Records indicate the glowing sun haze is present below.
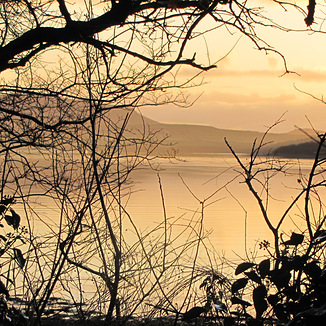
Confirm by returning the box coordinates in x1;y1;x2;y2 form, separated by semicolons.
139;0;326;133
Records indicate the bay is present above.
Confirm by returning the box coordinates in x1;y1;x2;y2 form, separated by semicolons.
21;154;316;261
126;155;315;260
10;153;320;307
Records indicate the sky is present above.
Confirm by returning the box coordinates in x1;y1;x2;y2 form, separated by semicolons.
139;0;326;133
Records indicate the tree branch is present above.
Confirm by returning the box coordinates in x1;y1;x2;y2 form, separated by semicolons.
0;0;227;73
305;0;316;26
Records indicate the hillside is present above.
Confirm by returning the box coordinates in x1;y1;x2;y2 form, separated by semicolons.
273;141;326;159
108;109;316;156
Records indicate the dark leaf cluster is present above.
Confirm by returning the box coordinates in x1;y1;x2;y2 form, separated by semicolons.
0;196;27;325
226;231;326;325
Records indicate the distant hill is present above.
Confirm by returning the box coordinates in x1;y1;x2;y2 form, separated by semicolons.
273;141;326;159
108;109;317;156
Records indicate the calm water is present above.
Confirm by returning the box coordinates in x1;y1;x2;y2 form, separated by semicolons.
126;155;314;259
24;154;315;260
15;154;319;304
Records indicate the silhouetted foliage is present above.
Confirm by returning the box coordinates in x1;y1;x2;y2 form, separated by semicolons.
0;0;322;325
0;196;28;325
211;129;326;325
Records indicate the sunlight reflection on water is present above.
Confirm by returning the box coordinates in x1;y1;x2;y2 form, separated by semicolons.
24;155;316;263
126;155;315;260
15;154;321;306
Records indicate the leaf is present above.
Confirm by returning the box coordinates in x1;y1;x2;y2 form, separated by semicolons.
269;268;291;289
254;284;267;298
284;255;306;271
4;209;20;230
253;285;268;319
231;296;252;307
235;262;255;275
282;232;304;246
10;209;20;229
0;280;9;298
284;285;299;301
304;261;322;280
13;248;25;268
182;306;206;321
244;271;261;284
0;205;6;214
231;278;248;294
0;196;15;206
258;259;270;278
267;294;280;307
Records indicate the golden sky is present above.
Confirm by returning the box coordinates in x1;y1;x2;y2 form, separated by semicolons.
140;1;326;133
3;0;325;133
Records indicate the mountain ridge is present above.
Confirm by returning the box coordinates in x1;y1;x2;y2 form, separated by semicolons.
109;109;317;156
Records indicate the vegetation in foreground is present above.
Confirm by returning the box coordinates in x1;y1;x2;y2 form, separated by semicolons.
0;125;326;326
0;0;324;325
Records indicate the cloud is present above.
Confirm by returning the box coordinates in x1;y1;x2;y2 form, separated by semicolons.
177;67;283;79
140;89;326;133
199;91;296;106
177;65;326;83
292;69;326;82
208;68;326;82
207;69;283;78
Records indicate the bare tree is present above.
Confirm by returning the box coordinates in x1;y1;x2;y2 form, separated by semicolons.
0;41;220;325
0;0;319;325
0;0;313;75
222;123;326;324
